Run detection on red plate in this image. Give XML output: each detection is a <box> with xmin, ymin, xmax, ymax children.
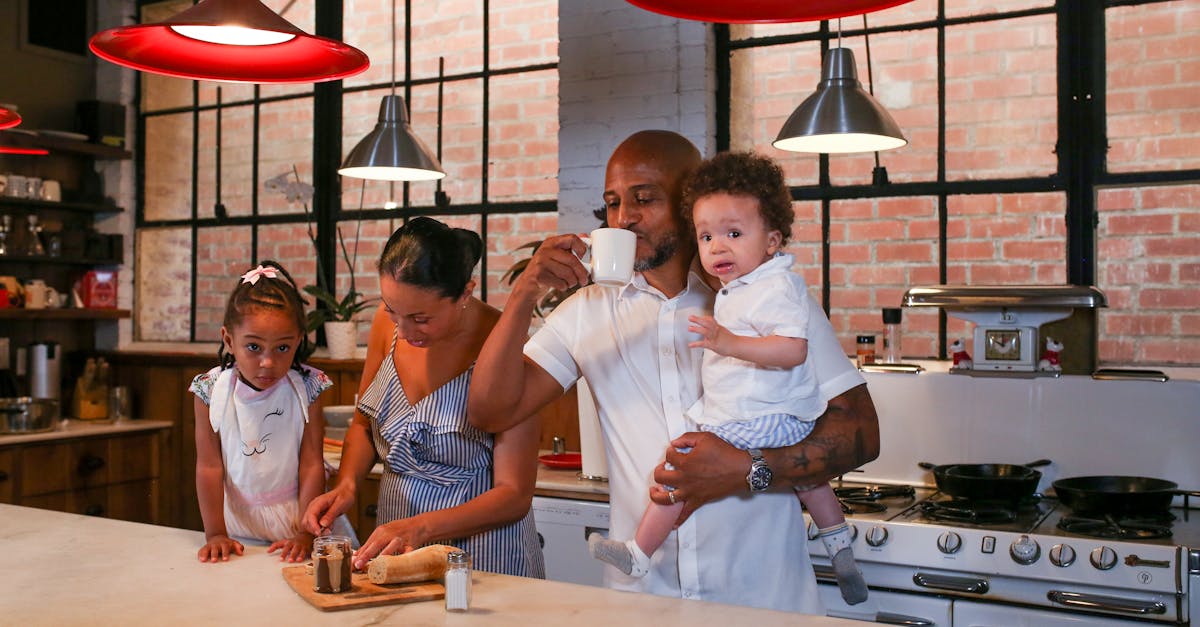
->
<box><xmin>539</xmin><ymin>453</ymin><xmax>583</xmax><ymax>470</ymax></box>
<box><xmin>624</xmin><ymin>0</ymin><xmax>915</xmax><ymax>24</ymax></box>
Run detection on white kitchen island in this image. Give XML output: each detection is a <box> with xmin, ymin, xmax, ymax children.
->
<box><xmin>0</xmin><ymin>504</ymin><xmax>865</xmax><ymax>626</ymax></box>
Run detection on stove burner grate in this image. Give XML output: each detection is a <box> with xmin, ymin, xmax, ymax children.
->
<box><xmin>1057</xmin><ymin>513</ymin><xmax>1174</xmax><ymax>540</ymax></box>
<box><xmin>919</xmin><ymin>499</ymin><xmax>1031</xmax><ymax>525</ymax></box>
<box><xmin>834</xmin><ymin>485</ymin><xmax>916</xmax><ymax>501</ymax></box>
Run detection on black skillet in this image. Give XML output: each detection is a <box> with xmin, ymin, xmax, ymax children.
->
<box><xmin>918</xmin><ymin>459</ymin><xmax>1052</xmax><ymax>502</ymax></box>
<box><xmin>1052</xmin><ymin>475</ymin><xmax>1200</xmax><ymax>516</ymax></box>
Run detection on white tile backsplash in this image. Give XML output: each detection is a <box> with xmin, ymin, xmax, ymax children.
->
<box><xmin>858</xmin><ymin>371</ymin><xmax>1200</xmax><ymax>493</ymax></box>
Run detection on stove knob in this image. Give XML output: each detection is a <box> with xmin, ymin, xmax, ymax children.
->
<box><xmin>937</xmin><ymin>531</ymin><xmax>962</xmax><ymax>554</ymax></box>
<box><xmin>1009</xmin><ymin>535</ymin><xmax>1041</xmax><ymax>565</ymax></box>
<box><xmin>865</xmin><ymin>526</ymin><xmax>889</xmax><ymax>547</ymax></box>
<box><xmin>1090</xmin><ymin>546</ymin><xmax>1118</xmax><ymax>571</ymax></box>
<box><xmin>848</xmin><ymin>523</ymin><xmax>859</xmax><ymax>542</ymax></box>
<box><xmin>1049</xmin><ymin>544</ymin><xmax>1076</xmax><ymax>567</ymax></box>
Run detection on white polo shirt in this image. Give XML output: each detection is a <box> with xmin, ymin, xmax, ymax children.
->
<box><xmin>525</xmin><ymin>261</ymin><xmax>862</xmax><ymax>613</ymax></box>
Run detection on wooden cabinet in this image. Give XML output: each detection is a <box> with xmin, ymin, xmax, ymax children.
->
<box><xmin>2</xmin><ymin>428</ymin><xmax>164</xmax><ymax>524</ymax></box>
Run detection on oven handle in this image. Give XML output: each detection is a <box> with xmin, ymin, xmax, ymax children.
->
<box><xmin>912</xmin><ymin>572</ymin><xmax>989</xmax><ymax>594</ymax></box>
<box><xmin>1047</xmin><ymin>590</ymin><xmax>1167</xmax><ymax>615</ymax></box>
<box><xmin>875</xmin><ymin>612</ymin><xmax>935</xmax><ymax>626</ymax></box>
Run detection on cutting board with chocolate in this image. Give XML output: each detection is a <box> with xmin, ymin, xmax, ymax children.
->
<box><xmin>282</xmin><ymin>566</ymin><xmax>444</xmax><ymax>611</ymax></box>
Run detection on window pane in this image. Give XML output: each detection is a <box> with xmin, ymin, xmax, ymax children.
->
<box><xmin>1106</xmin><ymin>1</ymin><xmax>1200</xmax><ymax>173</ymax></box>
<box><xmin>1097</xmin><ymin>184</ymin><xmax>1200</xmax><ymax>364</ymax></box>
<box><xmin>136</xmin><ymin>227</ymin><xmax>193</xmax><ymax>342</ymax></box>
<box><xmin>144</xmin><ymin>113</ymin><xmax>193</xmax><ymax>222</ymax></box>
<box><xmin>195</xmin><ymin>226</ymin><xmax>255</xmax><ymax>342</ymax></box>
<box><xmin>344</xmin><ymin>0</ymin><xmax>407</xmax><ymax>90</ymax></box>
<box><xmin>195</xmin><ymin>104</ymin><xmax>256</xmax><ymax>219</ymax></box>
<box><xmin>490</xmin><ymin>0</ymin><xmax>558</xmax><ymax>67</ymax></box>
<box><xmin>945</xmin><ymin>14</ymin><xmax>1057</xmax><ymax>180</ymax></box>
<box><xmin>730</xmin><ymin>42</ymin><xmax>822</xmax><ymax>186</ymax></box>
<box><xmin>196</xmin><ymin>110</ymin><xmax>216</xmax><ymax>220</ymax></box>
<box><xmin>829</xmin><ymin>196</ymin><xmax>941</xmax><ymax>358</ymax></box>
<box><xmin>489</xmin><ymin>69</ymin><xmax>559</xmax><ymax>202</ymax></box>
<box><xmin>259</xmin><ymin>98</ymin><xmax>314</xmax><ymax>216</ymax></box>
<box><xmin>412</xmin><ymin>79</ymin><xmax>484</xmax><ymax>208</ymax></box>
<box><xmin>412</xmin><ymin>0</ymin><xmax>484</xmax><ymax>77</ymax></box>
<box><xmin>486</xmin><ymin>212</ymin><xmax>559</xmax><ymax>308</ymax></box>
<box><xmin>945</xmin><ymin>0</ymin><xmax>1053</xmax><ymax>20</ymax></box>
<box><xmin>139</xmin><ymin>1</ymin><xmax>193</xmax><ymax>112</ymax></box>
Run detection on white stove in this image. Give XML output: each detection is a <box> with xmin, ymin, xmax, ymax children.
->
<box><xmin>807</xmin><ymin>481</ymin><xmax>1197</xmax><ymax>626</ymax></box>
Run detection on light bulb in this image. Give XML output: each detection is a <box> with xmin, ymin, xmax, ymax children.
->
<box><xmin>170</xmin><ymin>25</ymin><xmax>295</xmax><ymax>46</ymax></box>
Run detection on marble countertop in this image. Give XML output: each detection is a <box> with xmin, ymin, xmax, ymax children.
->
<box><xmin>0</xmin><ymin>419</ymin><xmax>172</xmax><ymax>445</ymax></box>
<box><xmin>0</xmin><ymin>504</ymin><xmax>864</xmax><ymax>626</ymax></box>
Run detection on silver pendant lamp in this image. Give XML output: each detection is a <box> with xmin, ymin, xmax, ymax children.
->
<box><xmin>338</xmin><ymin>0</ymin><xmax>444</xmax><ymax>181</ymax></box>
<box><xmin>773</xmin><ymin>19</ymin><xmax>906</xmax><ymax>154</ymax></box>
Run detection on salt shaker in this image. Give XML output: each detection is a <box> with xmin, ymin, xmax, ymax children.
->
<box><xmin>444</xmin><ymin>550</ymin><xmax>472</xmax><ymax>611</ymax></box>
<box><xmin>881</xmin><ymin>308</ymin><xmax>903</xmax><ymax>363</ymax></box>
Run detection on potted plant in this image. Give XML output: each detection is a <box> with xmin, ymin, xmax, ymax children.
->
<box><xmin>266</xmin><ymin>167</ymin><xmax>375</xmax><ymax>359</ymax></box>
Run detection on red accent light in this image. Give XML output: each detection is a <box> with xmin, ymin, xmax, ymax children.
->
<box><xmin>0</xmin><ymin>107</ymin><xmax>20</xmax><ymax>130</ymax></box>
<box><xmin>623</xmin><ymin>0</ymin><xmax>915</xmax><ymax>23</ymax></box>
<box><xmin>89</xmin><ymin>0</ymin><xmax>369</xmax><ymax>84</ymax></box>
<box><xmin>0</xmin><ymin>147</ymin><xmax>50</xmax><ymax>155</ymax></box>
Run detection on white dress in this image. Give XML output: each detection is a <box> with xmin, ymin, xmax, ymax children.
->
<box><xmin>191</xmin><ymin>365</ymin><xmax>330</xmax><ymax>543</ymax></box>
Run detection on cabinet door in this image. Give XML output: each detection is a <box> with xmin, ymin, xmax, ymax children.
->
<box><xmin>19</xmin><ymin>441</ymin><xmax>73</xmax><ymax>496</ymax></box>
<box><xmin>355</xmin><ymin>476</ymin><xmax>381</xmax><ymax>544</ymax></box>
<box><xmin>0</xmin><ymin>449</ymin><xmax>15</xmax><ymax>503</ymax></box>
<box><xmin>71</xmin><ymin>437</ymin><xmax>112</xmax><ymax>489</ymax></box>
<box><xmin>107</xmin><ymin>432</ymin><xmax>158</xmax><ymax>483</ymax></box>
<box><xmin>106</xmin><ymin>479</ymin><xmax>158</xmax><ymax>524</ymax></box>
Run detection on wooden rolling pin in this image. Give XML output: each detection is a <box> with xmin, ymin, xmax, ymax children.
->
<box><xmin>367</xmin><ymin>544</ymin><xmax>459</xmax><ymax>584</ymax></box>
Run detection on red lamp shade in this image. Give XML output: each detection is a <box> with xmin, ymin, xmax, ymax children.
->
<box><xmin>89</xmin><ymin>0</ymin><xmax>369</xmax><ymax>84</ymax></box>
<box><xmin>0</xmin><ymin>105</ymin><xmax>21</xmax><ymax>130</ymax></box>
<box><xmin>623</xmin><ymin>0</ymin><xmax>914</xmax><ymax>23</ymax></box>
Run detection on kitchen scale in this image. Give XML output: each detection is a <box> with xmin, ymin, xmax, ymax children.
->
<box><xmin>902</xmin><ymin>285</ymin><xmax>1107</xmax><ymax>372</ymax></box>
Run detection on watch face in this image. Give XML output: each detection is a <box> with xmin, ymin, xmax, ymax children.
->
<box><xmin>749</xmin><ymin>464</ymin><xmax>773</xmax><ymax>491</ymax></box>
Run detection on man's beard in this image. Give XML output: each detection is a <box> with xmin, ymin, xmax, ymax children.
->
<box><xmin>634</xmin><ymin>230</ymin><xmax>680</xmax><ymax>272</ymax></box>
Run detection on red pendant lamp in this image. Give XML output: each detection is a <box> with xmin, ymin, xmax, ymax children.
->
<box><xmin>623</xmin><ymin>0</ymin><xmax>914</xmax><ymax>23</ymax></box>
<box><xmin>89</xmin><ymin>0</ymin><xmax>369</xmax><ymax>84</ymax></box>
<box><xmin>0</xmin><ymin>105</ymin><xmax>21</xmax><ymax>130</ymax></box>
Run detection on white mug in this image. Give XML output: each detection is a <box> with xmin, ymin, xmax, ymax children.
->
<box><xmin>23</xmin><ymin>279</ymin><xmax>47</xmax><ymax>309</ymax></box>
<box><xmin>40</xmin><ymin>180</ymin><xmax>61</xmax><ymax>202</ymax></box>
<box><xmin>580</xmin><ymin>227</ymin><xmax>636</xmax><ymax>286</ymax></box>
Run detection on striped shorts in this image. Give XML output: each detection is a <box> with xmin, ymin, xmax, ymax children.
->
<box><xmin>700</xmin><ymin>413</ymin><xmax>815</xmax><ymax>450</ymax></box>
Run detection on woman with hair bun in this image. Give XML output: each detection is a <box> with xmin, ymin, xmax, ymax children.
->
<box><xmin>304</xmin><ymin>217</ymin><xmax>545</xmax><ymax>577</ymax></box>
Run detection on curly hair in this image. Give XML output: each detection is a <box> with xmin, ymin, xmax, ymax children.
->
<box><xmin>680</xmin><ymin>151</ymin><xmax>794</xmax><ymax>247</ymax></box>
<box><xmin>218</xmin><ymin>260</ymin><xmax>310</xmax><ymax>371</ymax></box>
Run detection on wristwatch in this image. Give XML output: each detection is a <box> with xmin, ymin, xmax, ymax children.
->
<box><xmin>746</xmin><ymin>448</ymin><xmax>773</xmax><ymax>492</ymax></box>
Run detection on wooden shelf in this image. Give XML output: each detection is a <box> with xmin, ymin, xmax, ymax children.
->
<box><xmin>0</xmin><ymin>131</ymin><xmax>131</xmax><ymax>160</ymax></box>
<box><xmin>0</xmin><ymin>196</ymin><xmax>124</xmax><ymax>215</ymax></box>
<box><xmin>0</xmin><ymin>254</ymin><xmax>122</xmax><ymax>266</ymax></box>
<box><xmin>0</xmin><ymin>308</ymin><xmax>130</xmax><ymax>320</ymax></box>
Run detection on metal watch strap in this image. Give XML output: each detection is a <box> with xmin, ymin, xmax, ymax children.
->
<box><xmin>747</xmin><ymin>448</ymin><xmax>772</xmax><ymax>492</ymax></box>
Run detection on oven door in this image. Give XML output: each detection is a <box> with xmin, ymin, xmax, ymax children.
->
<box><xmin>954</xmin><ymin>599</ymin><xmax>1163</xmax><ymax>627</ymax></box>
<box><xmin>818</xmin><ymin>583</ymin><xmax>952</xmax><ymax>626</ymax></box>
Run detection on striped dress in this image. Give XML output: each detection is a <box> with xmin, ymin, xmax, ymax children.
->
<box><xmin>357</xmin><ymin>334</ymin><xmax>545</xmax><ymax>578</ymax></box>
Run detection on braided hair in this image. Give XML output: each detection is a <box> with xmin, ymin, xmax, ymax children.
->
<box><xmin>217</xmin><ymin>260</ymin><xmax>311</xmax><ymax>372</ymax></box>
<box><xmin>377</xmin><ymin>217</ymin><xmax>483</xmax><ymax>299</ymax></box>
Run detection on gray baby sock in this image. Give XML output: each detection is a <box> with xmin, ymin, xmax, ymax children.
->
<box><xmin>588</xmin><ymin>532</ymin><xmax>650</xmax><ymax>578</ymax></box>
<box><xmin>819</xmin><ymin>522</ymin><xmax>869</xmax><ymax>605</ymax></box>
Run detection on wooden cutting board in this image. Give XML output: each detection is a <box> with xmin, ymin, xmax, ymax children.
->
<box><xmin>282</xmin><ymin>565</ymin><xmax>444</xmax><ymax>612</ymax></box>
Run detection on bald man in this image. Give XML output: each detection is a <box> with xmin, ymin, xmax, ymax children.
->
<box><xmin>469</xmin><ymin>130</ymin><xmax>879</xmax><ymax>613</ymax></box>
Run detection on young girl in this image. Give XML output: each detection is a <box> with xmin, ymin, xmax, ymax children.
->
<box><xmin>589</xmin><ymin>152</ymin><xmax>868</xmax><ymax>605</ymax></box>
<box><xmin>190</xmin><ymin>260</ymin><xmax>334</xmax><ymax>563</ymax></box>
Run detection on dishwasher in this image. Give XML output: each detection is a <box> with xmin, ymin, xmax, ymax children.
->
<box><xmin>531</xmin><ymin>496</ymin><xmax>610</xmax><ymax>587</ymax></box>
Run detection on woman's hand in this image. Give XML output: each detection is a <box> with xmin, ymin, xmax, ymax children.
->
<box><xmin>268</xmin><ymin>530</ymin><xmax>315</xmax><ymax>563</ymax></box>
<box><xmin>302</xmin><ymin>484</ymin><xmax>354</xmax><ymax>536</ymax></box>
<box><xmin>197</xmin><ymin>534</ymin><xmax>244</xmax><ymax>563</ymax></box>
<box><xmin>353</xmin><ymin>518</ymin><xmax>430</xmax><ymax>571</ymax></box>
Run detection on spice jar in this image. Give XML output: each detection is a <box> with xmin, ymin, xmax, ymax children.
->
<box><xmin>312</xmin><ymin>535</ymin><xmax>353</xmax><ymax>593</ymax></box>
<box><xmin>856</xmin><ymin>335</ymin><xmax>877</xmax><ymax>368</ymax></box>
<box><xmin>445</xmin><ymin>550</ymin><xmax>472</xmax><ymax>611</ymax></box>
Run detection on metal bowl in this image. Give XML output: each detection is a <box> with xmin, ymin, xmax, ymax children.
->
<box><xmin>322</xmin><ymin>405</ymin><xmax>356</xmax><ymax>428</ymax></box>
<box><xmin>0</xmin><ymin>397</ymin><xmax>60</xmax><ymax>434</ymax></box>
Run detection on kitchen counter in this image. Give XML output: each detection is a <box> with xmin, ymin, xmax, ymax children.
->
<box><xmin>0</xmin><ymin>418</ymin><xmax>172</xmax><ymax>445</ymax></box>
<box><xmin>0</xmin><ymin>504</ymin><xmax>864</xmax><ymax>626</ymax></box>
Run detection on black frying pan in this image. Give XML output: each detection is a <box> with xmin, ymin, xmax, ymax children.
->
<box><xmin>919</xmin><ymin>459</ymin><xmax>1051</xmax><ymax>502</ymax></box>
<box><xmin>1052</xmin><ymin>476</ymin><xmax>1200</xmax><ymax>516</ymax></box>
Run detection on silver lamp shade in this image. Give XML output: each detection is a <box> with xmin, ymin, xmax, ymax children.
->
<box><xmin>773</xmin><ymin>47</ymin><xmax>907</xmax><ymax>154</ymax></box>
<box><xmin>339</xmin><ymin>95</ymin><xmax>445</xmax><ymax>181</ymax></box>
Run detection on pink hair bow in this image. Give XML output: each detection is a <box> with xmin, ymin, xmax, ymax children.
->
<box><xmin>241</xmin><ymin>265</ymin><xmax>279</xmax><ymax>285</ymax></box>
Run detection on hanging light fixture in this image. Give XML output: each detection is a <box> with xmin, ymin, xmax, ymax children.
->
<box><xmin>89</xmin><ymin>0</ymin><xmax>369</xmax><ymax>84</ymax></box>
<box><xmin>338</xmin><ymin>0</ymin><xmax>444</xmax><ymax>181</ymax></box>
<box><xmin>0</xmin><ymin>104</ymin><xmax>21</xmax><ymax>130</ymax></box>
<box><xmin>773</xmin><ymin>21</ymin><xmax>906</xmax><ymax>154</ymax></box>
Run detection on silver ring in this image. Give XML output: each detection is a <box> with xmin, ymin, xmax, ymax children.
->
<box><xmin>667</xmin><ymin>489</ymin><xmax>677</xmax><ymax>504</ymax></box>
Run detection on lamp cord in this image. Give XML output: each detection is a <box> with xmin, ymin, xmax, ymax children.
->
<box><xmin>390</xmin><ymin>0</ymin><xmax>397</xmax><ymax>95</ymax></box>
<box><xmin>862</xmin><ymin>14</ymin><xmax>884</xmax><ymax>174</ymax></box>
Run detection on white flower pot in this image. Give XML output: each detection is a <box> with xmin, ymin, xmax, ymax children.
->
<box><xmin>323</xmin><ymin>320</ymin><xmax>359</xmax><ymax>360</ymax></box>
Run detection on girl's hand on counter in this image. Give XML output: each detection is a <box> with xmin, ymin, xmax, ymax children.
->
<box><xmin>268</xmin><ymin>531</ymin><xmax>314</xmax><ymax>563</ymax></box>
<box><xmin>302</xmin><ymin>484</ymin><xmax>354</xmax><ymax>536</ymax></box>
<box><xmin>353</xmin><ymin>518</ymin><xmax>427</xmax><ymax>571</ymax></box>
<box><xmin>197</xmin><ymin>534</ymin><xmax>244</xmax><ymax>563</ymax></box>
